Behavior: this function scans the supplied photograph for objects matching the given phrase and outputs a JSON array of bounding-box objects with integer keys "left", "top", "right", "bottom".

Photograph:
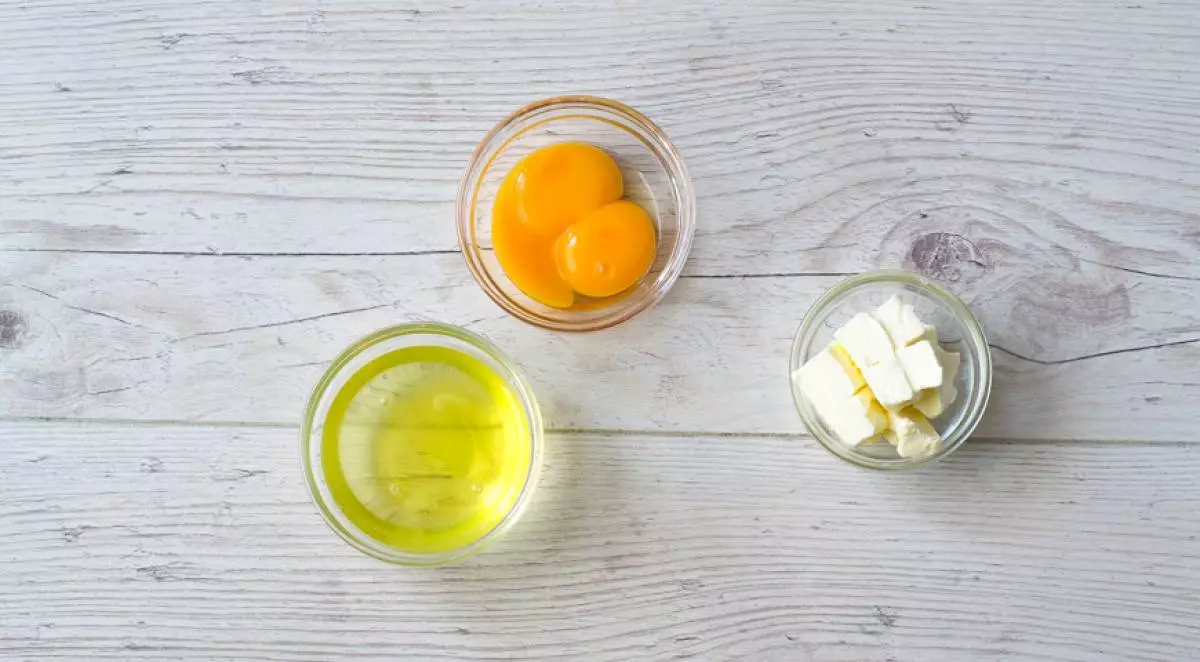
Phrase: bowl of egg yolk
[{"left": 457, "top": 96, "right": 695, "bottom": 331}]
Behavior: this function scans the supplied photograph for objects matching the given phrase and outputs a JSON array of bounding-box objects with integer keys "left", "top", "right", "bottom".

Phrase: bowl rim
[
  {"left": 789, "top": 270, "right": 993, "bottom": 471},
  {"left": 299, "top": 321, "right": 544, "bottom": 565},
  {"left": 456, "top": 95, "right": 696, "bottom": 332}
]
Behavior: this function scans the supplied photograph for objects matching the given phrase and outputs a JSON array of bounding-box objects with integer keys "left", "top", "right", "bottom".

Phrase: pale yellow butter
[
  {"left": 862, "top": 355, "right": 916, "bottom": 410},
  {"left": 834, "top": 312, "right": 895, "bottom": 368},
  {"left": 874, "top": 295, "right": 927, "bottom": 348},
  {"left": 885, "top": 408, "right": 941, "bottom": 458},
  {"left": 897, "top": 340, "right": 944, "bottom": 391}
]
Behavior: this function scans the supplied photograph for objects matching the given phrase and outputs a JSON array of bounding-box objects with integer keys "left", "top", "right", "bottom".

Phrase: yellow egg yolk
[
  {"left": 492, "top": 171, "right": 575, "bottom": 309},
  {"left": 509, "top": 142, "right": 623, "bottom": 237},
  {"left": 491, "top": 142, "right": 656, "bottom": 309},
  {"left": 554, "top": 200, "right": 657, "bottom": 299}
]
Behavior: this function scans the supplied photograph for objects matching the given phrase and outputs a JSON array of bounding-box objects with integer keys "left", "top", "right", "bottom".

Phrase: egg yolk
[
  {"left": 510, "top": 142, "right": 623, "bottom": 237},
  {"left": 491, "top": 142, "right": 656, "bottom": 309},
  {"left": 554, "top": 200, "right": 657, "bottom": 299},
  {"left": 492, "top": 171, "right": 575, "bottom": 309}
]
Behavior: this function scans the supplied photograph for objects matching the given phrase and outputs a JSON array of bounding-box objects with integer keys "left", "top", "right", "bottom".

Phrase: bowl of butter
[{"left": 790, "top": 270, "right": 992, "bottom": 470}]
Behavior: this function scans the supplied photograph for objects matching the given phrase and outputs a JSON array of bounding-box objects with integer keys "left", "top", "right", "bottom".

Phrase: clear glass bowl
[
  {"left": 456, "top": 95, "right": 696, "bottom": 332},
  {"left": 300, "top": 323, "right": 543, "bottom": 565},
  {"left": 790, "top": 271, "right": 992, "bottom": 470}
]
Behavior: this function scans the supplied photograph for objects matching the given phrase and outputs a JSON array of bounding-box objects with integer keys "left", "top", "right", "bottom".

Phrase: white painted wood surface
[
  {"left": 3, "top": 423, "right": 1199, "bottom": 661},
  {"left": 3, "top": 251, "right": 1199, "bottom": 441},
  {"left": 2, "top": 0, "right": 1200, "bottom": 659}
]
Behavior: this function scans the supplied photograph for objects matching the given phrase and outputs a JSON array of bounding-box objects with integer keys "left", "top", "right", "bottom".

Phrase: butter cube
[
  {"left": 909, "top": 346, "right": 961, "bottom": 418},
  {"left": 834, "top": 313, "right": 894, "bottom": 368},
  {"left": 938, "top": 347, "right": 962, "bottom": 384},
  {"left": 885, "top": 408, "right": 941, "bottom": 458},
  {"left": 916, "top": 324, "right": 939, "bottom": 346},
  {"left": 897, "top": 340, "right": 943, "bottom": 390},
  {"left": 912, "top": 385, "right": 955, "bottom": 419},
  {"left": 822, "top": 387, "right": 888, "bottom": 446},
  {"left": 874, "top": 295, "right": 927, "bottom": 348},
  {"left": 795, "top": 343, "right": 864, "bottom": 407},
  {"left": 862, "top": 355, "right": 916, "bottom": 410}
]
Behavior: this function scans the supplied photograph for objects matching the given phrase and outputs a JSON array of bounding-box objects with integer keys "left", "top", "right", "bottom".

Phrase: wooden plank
[
  {"left": 1, "top": 0, "right": 1198, "bottom": 280},
  {"left": 1, "top": 422, "right": 1197, "bottom": 661},
  {"left": 4, "top": 2, "right": 1200, "bottom": 660},
  {"left": 2, "top": 252, "right": 1198, "bottom": 440}
]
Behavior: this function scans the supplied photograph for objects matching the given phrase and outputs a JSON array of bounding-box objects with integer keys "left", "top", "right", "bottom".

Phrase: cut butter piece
[
  {"left": 912, "top": 385, "right": 952, "bottom": 418},
  {"left": 885, "top": 408, "right": 941, "bottom": 458},
  {"left": 874, "top": 295, "right": 927, "bottom": 348},
  {"left": 822, "top": 387, "right": 889, "bottom": 446},
  {"left": 809, "top": 296, "right": 964, "bottom": 454},
  {"left": 862, "top": 355, "right": 916, "bottom": 410},
  {"left": 897, "top": 340, "right": 943, "bottom": 390},
  {"left": 795, "top": 343, "right": 864, "bottom": 406},
  {"left": 911, "top": 349, "right": 962, "bottom": 418},
  {"left": 938, "top": 347, "right": 962, "bottom": 383},
  {"left": 834, "top": 312, "right": 894, "bottom": 368}
]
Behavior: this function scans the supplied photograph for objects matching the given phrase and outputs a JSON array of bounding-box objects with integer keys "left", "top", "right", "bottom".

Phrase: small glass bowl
[
  {"left": 300, "top": 322, "right": 543, "bottom": 565},
  {"left": 790, "top": 271, "right": 992, "bottom": 470},
  {"left": 456, "top": 95, "right": 696, "bottom": 332}
]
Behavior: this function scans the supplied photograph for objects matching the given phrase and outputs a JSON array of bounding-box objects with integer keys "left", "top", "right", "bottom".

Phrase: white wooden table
[{"left": 3, "top": 1, "right": 1199, "bottom": 659}]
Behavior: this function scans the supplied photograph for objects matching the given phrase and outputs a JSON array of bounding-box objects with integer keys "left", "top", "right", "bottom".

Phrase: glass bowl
[
  {"left": 300, "top": 322, "right": 543, "bottom": 565},
  {"left": 790, "top": 271, "right": 992, "bottom": 470},
  {"left": 456, "top": 95, "right": 696, "bottom": 332}
]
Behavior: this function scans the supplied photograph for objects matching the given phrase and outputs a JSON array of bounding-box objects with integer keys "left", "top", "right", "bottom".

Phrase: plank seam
[{"left": 0, "top": 417, "right": 1195, "bottom": 444}]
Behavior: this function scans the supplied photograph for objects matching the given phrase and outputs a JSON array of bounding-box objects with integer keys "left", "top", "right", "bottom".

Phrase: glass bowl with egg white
[{"left": 789, "top": 270, "right": 992, "bottom": 470}]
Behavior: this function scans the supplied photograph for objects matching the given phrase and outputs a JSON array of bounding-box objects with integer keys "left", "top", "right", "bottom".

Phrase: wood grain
[
  {"left": 3, "top": 0, "right": 1198, "bottom": 443},
  {"left": 5, "top": 1, "right": 1200, "bottom": 658},
  {"left": 2, "top": 251, "right": 1198, "bottom": 440},
  {"left": 3, "top": 0, "right": 1199, "bottom": 272},
  {"left": 1, "top": 422, "right": 1198, "bottom": 661}
]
